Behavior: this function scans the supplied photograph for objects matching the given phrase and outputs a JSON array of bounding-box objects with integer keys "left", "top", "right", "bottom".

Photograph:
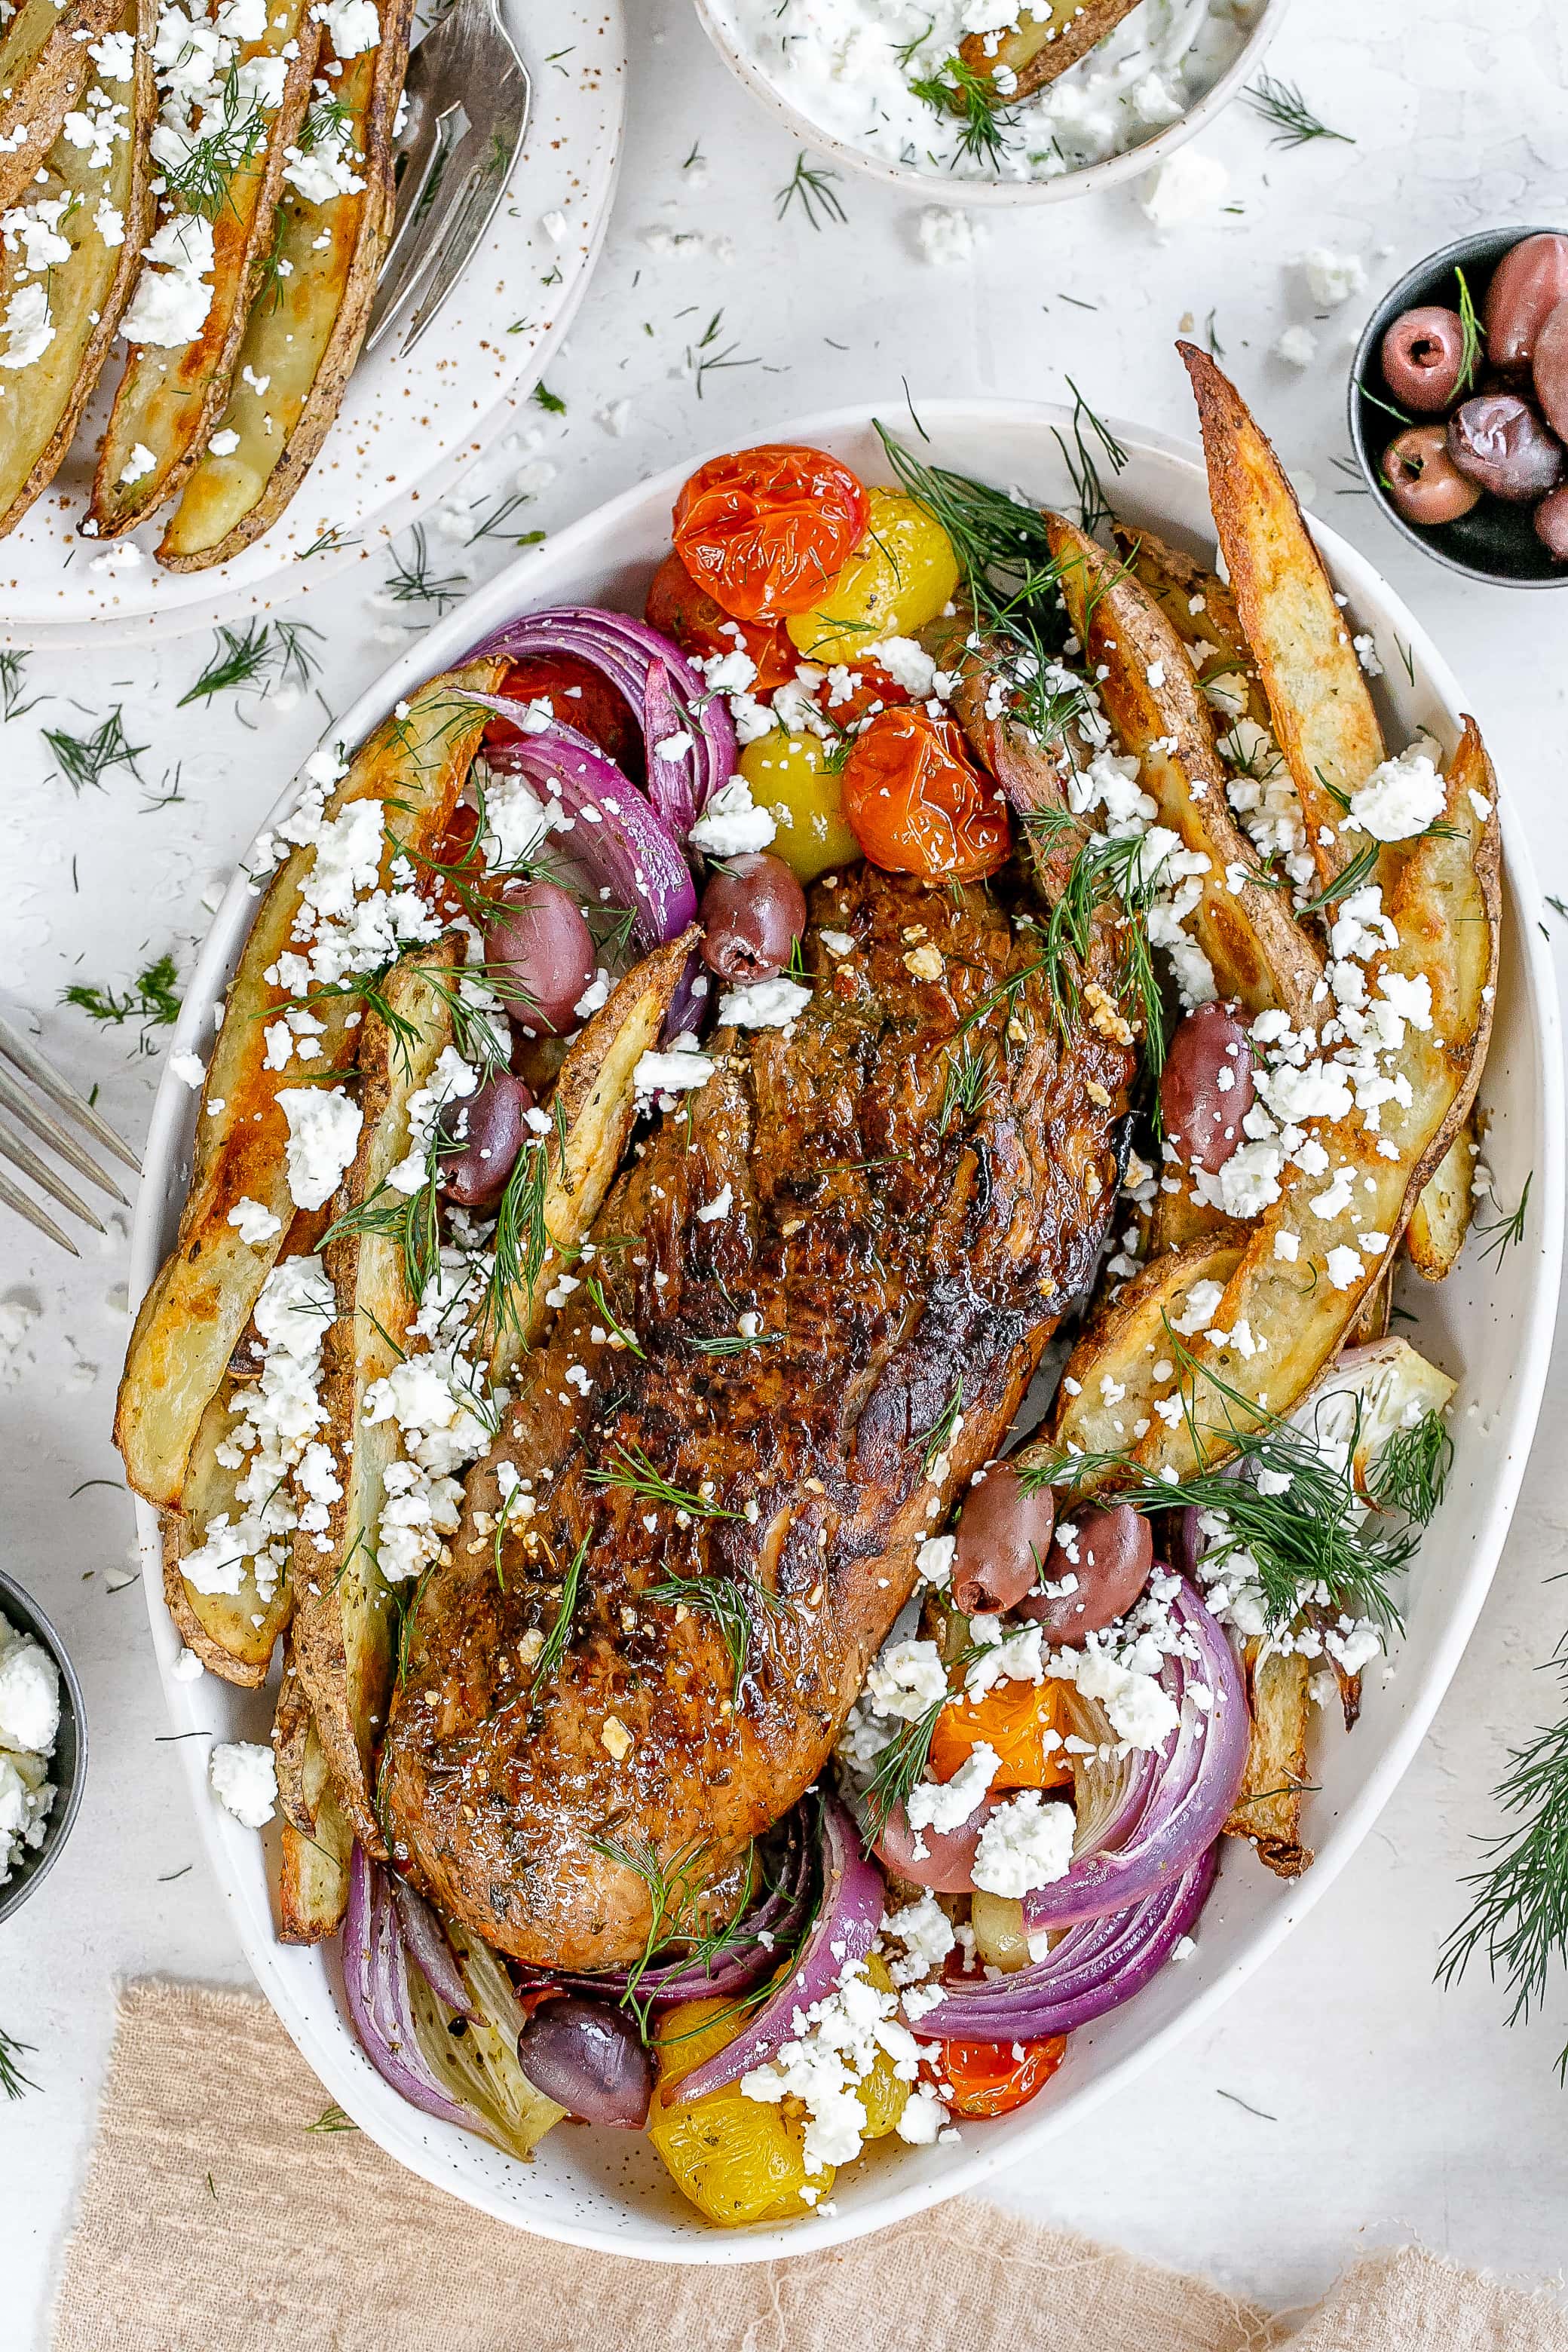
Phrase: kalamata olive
[
  {"left": 1379, "top": 305, "right": 1467, "bottom": 413},
  {"left": 1535, "top": 481, "right": 1568, "bottom": 560},
  {"left": 951, "top": 1462, "right": 1057, "bottom": 1616},
  {"left": 436, "top": 1070, "right": 531, "bottom": 1208},
  {"left": 1159, "top": 1000, "right": 1254, "bottom": 1174},
  {"left": 517, "top": 1995, "right": 654, "bottom": 2127},
  {"left": 1018, "top": 1503, "right": 1153, "bottom": 1644},
  {"left": 873, "top": 1795, "right": 996, "bottom": 1893},
  {"left": 1485, "top": 231, "right": 1568, "bottom": 370},
  {"left": 1447, "top": 394, "right": 1565, "bottom": 503},
  {"left": 484, "top": 879, "right": 597, "bottom": 1036},
  {"left": 1530, "top": 296, "right": 1568, "bottom": 440},
  {"left": 1383, "top": 427, "right": 1484, "bottom": 526},
  {"left": 698, "top": 852, "right": 807, "bottom": 983}
]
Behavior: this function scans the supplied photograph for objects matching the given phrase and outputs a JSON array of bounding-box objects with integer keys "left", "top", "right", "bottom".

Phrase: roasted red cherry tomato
[
  {"left": 921, "top": 2035, "right": 1067, "bottom": 2119},
  {"left": 414, "top": 801, "right": 483, "bottom": 920},
  {"left": 672, "top": 445, "right": 871, "bottom": 623},
  {"left": 813, "top": 660, "right": 911, "bottom": 730},
  {"left": 645, "top": 550, "right": 795, "bottom": 691},
  {"left": 485, "top": 654, "right": 643, "bottom": 773},
  {"left": 839, "top": 706, "right": 1011, "bottom": 880}
]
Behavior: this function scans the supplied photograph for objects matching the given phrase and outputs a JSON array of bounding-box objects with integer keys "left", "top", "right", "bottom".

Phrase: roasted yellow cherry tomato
[
  {"left": 786, "top": 490, "right": 960, "bottom": 666},
  {"left": 648, "top": 1998, "right": 834, "bottom": 2226},
  {"left": 854, "top": 1955, "right": 911, "bottom": 2141},
  {"left": 739, "top": 729, "right": 861, "bottom": 884}
]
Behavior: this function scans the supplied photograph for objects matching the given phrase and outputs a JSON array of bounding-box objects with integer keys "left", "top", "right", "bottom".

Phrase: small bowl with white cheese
[
  {"left": 692, "top": 0, "right": 1289, "bottom": 204},
  {"left": 0, "top": 1571, "right": 87, "bottom": 1926}
]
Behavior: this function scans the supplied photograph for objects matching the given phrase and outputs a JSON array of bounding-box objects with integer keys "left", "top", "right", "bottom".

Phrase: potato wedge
[
  {"left": 480, "top": 930, "right": 697, "bottom": 1386},
  {"left": 274, "top": 1646, "right": 353, "bottom": 1940},
  {"left": 1112, "top": 521, "right": 1271, "bottom": 737},
  {"left": 1225, "top": 1646, "right": 1312, "bottom": 1877},
  {"left": 1093, "top": 724, "right": 1499, "bottom": 1487},
  {"left": 90, "top": 0, "right": 320, "bottom": 534},
  {"left": 0, "top": 0, "right": 152, "bottom": 531},
  {"left": 1178, "top": 343, "right": 1387, "bottom": 900},
  {"left": 0, "top": 0, "right": 123, "bottom": 213},
  {"left": 1406, "top": 1119, "right": 1476, "bottom": 1281},
  {"left": 957, "top": 0, "right": 1141, "bottom": 103},
  {"left": 1052, "top": 1239, "right": 1242, "bottom": 1462},
  {"left": 115, "top": 661, "right": 503, "bottom": 1511},
  {"left": 290, "top": 942, "right": 460, "bottom": 1856},
  {"left": 161, "top": 1382, "right": 295, "bottom": 1686},
  {"left": 1046, "top": 510, "right": 1325, "bottom": 1032},
  {"left": 160, "top": 0, "right": 412, "bottom": 567}
]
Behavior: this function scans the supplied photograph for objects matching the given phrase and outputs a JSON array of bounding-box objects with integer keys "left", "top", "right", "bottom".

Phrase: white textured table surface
[{"left": 5, "top": 0, "right": 1568, "bottom": 2339}]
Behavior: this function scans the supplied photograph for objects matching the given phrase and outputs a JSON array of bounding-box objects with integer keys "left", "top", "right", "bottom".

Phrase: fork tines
[{"left": 0, "top": 1012, "right": 139, "bottom": 1257}]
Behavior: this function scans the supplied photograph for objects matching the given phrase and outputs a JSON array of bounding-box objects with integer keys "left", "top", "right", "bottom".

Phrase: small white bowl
[{"left": 691, "top": 0, "right": 1291, "bottom": 204}]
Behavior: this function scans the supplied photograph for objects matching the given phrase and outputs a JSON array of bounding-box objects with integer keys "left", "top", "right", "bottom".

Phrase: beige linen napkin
[{"left": 51, "top": 1983, "right": 1568, "bottom": 2352}]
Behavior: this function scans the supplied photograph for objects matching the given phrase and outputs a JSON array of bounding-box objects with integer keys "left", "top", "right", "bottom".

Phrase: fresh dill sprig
[
  {"left": 1368, "top": 1408, "right": 1453, "bottom": 1521},
  {"left": 531, "top": 1531, "right": 589, "bottom": 1683},
  {"left": 162, "top": 74, "right": 268, "bottom": 219},
  {"left": 684, "top": 1326, "right": 783, "bottom": 1358},
  {"left": 0, "top": 649, "right": 39, "bottom": 721},
  {"left": 644, "top": 1566, "right": 785, "bottom": 1686},
  {"left": 583, "top": 1831, "right": 724, "bottom": 2032},
  {"left": 1454, "top": 265, "right": 1483, "bottom": 395},
  {"left": 1242, "top": 72, "right": 1353, "bottom": 150},
  {"left": 1021, "top": 813, "right": 1165, "bottom": 1069},
  {"left": 938, "top": 1037, "right": 997, "bottom": 1133},
  {"left": 179, "top": 618, "right": 273, "bottom": 706},
  {"left": 466, "top": 490, "right": 546, "bottom": 547},
  {"left": 42, "top": 707, "right": 147, "bottom": 793},
  {"left": 275, "top": 620, "right": 324, "bottom": 691},
  {"left": 908, "top": 53, "right": 1015, "bottom": 170},
  {"left": 584, "top": 1269, "right": 644, "bottom": 1358},
  {"left": 305, "top": 2102, "right": 358, "bottom": 2132},
  {"left": 63, "top": 951, "right": 182, "bottom": 1028},
  {"left": 862, "top": 1695, "right": 946, "bottom": 1836},
  {"left": 1296, "top": 840, "right": 1380, "bottom": 916},
  {"left": 1052, "top": 375, "right": 1129, "bottom": 538},
  {"left": 476, "top": 1132, "right": 550, "bottom": 1342},
  {"left": 1476, "top": 1171, "right": 1532, "bottom": 1268},
  {"left": 775, "top": 152, "right": 847, "bottom": 229},
  {"left": 384, "top": 524, "right": 467, "bottom": 610},
  {"left": 686, "top": 307, "right": 760, "bottom": 399},
  {"left": 913, "top": 1375, "right": 963, "bottom": 1475},
  {"left": 0, "top": 2023, "right": 38, "bottom": 2099},
  {"left": 586, "top": 1443, "right": 743, "bottom": 1521},
  {"left": 532, "top": 381, "right": 566, "bottom": 415}
]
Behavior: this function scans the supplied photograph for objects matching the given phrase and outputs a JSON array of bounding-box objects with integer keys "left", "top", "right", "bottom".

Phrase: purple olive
[
  {"left": 484, "top": 879, "right": 597, "bottom": 1036},
  {"left": 951, "top": 1463, "right": 1057, "bottom": 1617},
  {"left": 698, "top": 852, "right": 807, "bottom": 984},
  {"left": 1018, "top": 1503, "right": 1153, "bottom": 1644},
  {"left": 1485, "top": 231, "right": 1568, "bottom": 370},
  {"left": 1530, "top": 296, "right": 1568, "bottom": 441},
  {"left": 518, "top": 1995, "right": 654, "bottom": 2127},
  {"left": 436, "top": 1070, "right": 532, "bottom": 1208},
  {"left": 1380, "top": 305, "right": 1467, "bottom": 414},
  {"left": 1535, "top": 482, "right": 1568, "bottom": 560},
  {"left": 1383, "top": 427, "right": 1484, "bottom": 525},
  {"left": 874, "top": 1796, "right": 996, "bottom": 1893},
  {"left": 1159, "top": 1000, "right": 1254, "bottom": 1174},
  {"left": 1447, "top": 394, "right": 1565, "bottom": 503}
]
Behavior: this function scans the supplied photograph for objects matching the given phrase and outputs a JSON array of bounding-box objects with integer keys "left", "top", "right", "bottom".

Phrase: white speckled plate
[
  {"left": 0, "top": 0, "right": 625, "bottom": 645},
  {"left": 130, "top": 401, "right": 1562, "bottom": 2259}
]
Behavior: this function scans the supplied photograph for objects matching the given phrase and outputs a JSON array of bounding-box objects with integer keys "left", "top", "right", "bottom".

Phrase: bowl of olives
[{"left": 1349, "top": 225, "right": 1568, "bottom": 586}]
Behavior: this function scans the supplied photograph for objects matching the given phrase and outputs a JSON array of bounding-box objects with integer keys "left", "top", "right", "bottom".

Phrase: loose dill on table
[
  {"left": 63, "top": 951, "right": 182, "bottom": 1028},
  {"left": 775, "top": 151, "right": 847, "bottom": 229},
  {"left": 1242, "top": 72, "right": 1353, "bottom": 150},
  {"left": 0, "top": 2023, "right": 38, "bottom": 2100},
  {"left": 42, "top": 706, "right": 147, "bottom": 793}
]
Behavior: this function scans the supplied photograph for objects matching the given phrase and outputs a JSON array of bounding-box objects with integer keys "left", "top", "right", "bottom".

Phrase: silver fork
[
  {"left": 0, "top": 1015, "right": 139, "bottom": 1257},
  {"left": 366, "top": 0, "right": 531, "bottom": 360}
]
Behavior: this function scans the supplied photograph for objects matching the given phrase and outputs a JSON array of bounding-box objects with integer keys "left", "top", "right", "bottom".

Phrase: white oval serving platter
[
  {"left": 0, "top": 0, "right": 625, "bottom": 647},
  {"left": 129, "top": 397, "right": 1563, "bottom": 2262}
]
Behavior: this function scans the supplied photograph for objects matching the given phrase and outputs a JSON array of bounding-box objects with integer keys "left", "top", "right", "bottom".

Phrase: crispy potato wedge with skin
[
  {"left": 291, "top": 941, "right": 460, "bottom": 1857},
  {"left": 1084, "top": 724, "right": 1499, "bottom": 1490},
  {"left": 1406, "top": 1119, "right": 1476, "bottom": 1281},
  {"left": 1046, "top": 511, "right": 1325, "bottom": 1034},
  {"left": 277, "top": 1729, "right": 353, "bottom": 1940},
  {"left": 1112, "top": 523, "right": 1270, "bottom": 738},
  {"left": 0, "top": 0, "right": 153, "bottom": 532},
  {"left": 115, "top": 662, "right": 503, "bottom": 1512},
  {"left": 0, "top": 0, "right": 122, "bottom": 212},
  {"left": 1224, "top": 1645, "right": 1312, "bottom": 1877},
  {"left": 480, "top": 929, "right": 699, "bottom": 1387},
  {"left": 272, "top": 1640, "right": 314, "bottom": 1831},
  {"left": 957, "top": 0, "right": 1141, "bottom": 103},
  {"left": 1178, "top": 343, "right": 1387, "bottom": 901},
  {"left": 160, "top": 0, "right": 412, "bottom": 567},
  {"left": 90, "top": 4, "right": 321, "bottom": 535},
  {"left": 1052, "top": 1241, "right": 1242, "bottom": 1462},
  {"left": 161, "top": 1382, "right": 295, "bottom": 1684}
]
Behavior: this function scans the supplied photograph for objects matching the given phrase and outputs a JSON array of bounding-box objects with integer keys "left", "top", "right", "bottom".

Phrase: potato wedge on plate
[
  {"left": 274, "top": 1645, "right": 354, "bottom": 1940},
  {"left": 957, "top": 0, "right": 1141, "bottom": 103},
  {"left": 0, "top": 0, "right": 124, "bottom": 213},
  {"left": 161, "top": 1381, "right": 295, "bottom": 1685},
  {"left": 1225, "top": 1646, "right": 1313, "bottom": 1877},
  {"left": 1052, "top": 1239, "right": 1242, "bottom": 1462},
  {"left": 160, "top": 2, "right": 413, "bottom": 568},
  {"left": 1111, "top": 522, "right": 1269, "bottom": 740},
  {"left": 115, "top": 662, "right": 502, "bottom": 1513},
  {"left": 1406, "top": 1120, "right": 1477, "bottom": 1280},
  {"left": 90, "top": 1, "right": 320, "bottom": 534},
  {"left": 0, "top": 0, "right": 152, "bottom": 532}
]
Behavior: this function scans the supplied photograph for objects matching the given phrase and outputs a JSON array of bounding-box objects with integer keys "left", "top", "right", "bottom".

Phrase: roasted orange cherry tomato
[
  {"left": 921, "top": 2035, "right": 1067, "bottom": 2120},
  {"left": 839, "top": 706, "right": 1011, "bottom": 880},
  {"left": 813, "top": 660, "right": 910, "bottom": 730},
  {"left": 672, "top": 445, "right": 871, "bottom": 623},
  {"left": 645, "top": 550, "right": 795, "bottom": 692},
  {"left": 928, "top": 1680, "right": 1073, "bottom": 1793},
  {"left": 485, "top": 654, "right": 643, "bottom": 773},
  {"left": 414, "top": 801, "right": 483, "bottom": 920}
]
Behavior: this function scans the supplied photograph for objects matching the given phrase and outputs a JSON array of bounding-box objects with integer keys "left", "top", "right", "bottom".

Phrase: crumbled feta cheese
[
  {"left": 1274, "top": 323, "right": 1317, "bottom": 368},
  {"left": 170, "top": 1049, "right": 205, "bottom": 1089},
  {"left": 1346, "top": 740, "right": 1444, "bottom": 843},
  {"left": 688, "top": 774, "right": 776, "bottom": 856},
  {"left": 226, "top": 1196, "right": 283, "bottom": 1245},
  {"left": 865, "top": 1637, "right": 948, "bottom": 1721},
  {"left": 277, "top": 1085, "right": 362, "bottom": 1210},
  {"left": 717, "top": 976, "right": 811, "bottom": 1031},
  {"left": 1141, "top": 148, "right": 1228, "bottom": 231},
  {"left": 972, "top": 1790, "right": 1076, "bottom": 1895},
  {"left": 1300, "top": 247, "right": 1367, "bottom": 308},
  {"left": 210, "top": 1739, "right": 277, "bottom": 1828}
]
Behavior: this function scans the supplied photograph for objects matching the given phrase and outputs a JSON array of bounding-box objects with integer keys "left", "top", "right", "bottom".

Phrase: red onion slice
[
  {"left": 666, "top": 1796, "right": 885, "bottom": 2106},
  {"left": 392, "top": 1876, "right": 478, "bottom": 2020},
  {"left": 479, "top": 704, "right": 698, "bottom": 947},
  {"left": 344, "top": 1845, "right": 470, "bottom": 2126},
  {"left": 642, "top": 657, "right": 699, "bottom": 838}
]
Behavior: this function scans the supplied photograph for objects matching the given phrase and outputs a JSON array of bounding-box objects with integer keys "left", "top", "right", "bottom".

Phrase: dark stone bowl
[{"left": 0, "top": 1566, "right": 87, "bottom": 1926}]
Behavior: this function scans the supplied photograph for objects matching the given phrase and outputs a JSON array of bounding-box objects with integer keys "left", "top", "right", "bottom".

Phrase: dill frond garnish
[
  {"left": 644, "top": 1566, "right": 786, "bottom": 1686},
  {"left": 913, "top": 1375, "right": 963, "bottom": 1475},
  {"left": 1242, "top": 72, "right": 1353, "bottom": 150},
  {"left": 530, "top": 1531, "right": 589, "bottom": 1683},
  {"left": 1477, "top": 1171, "right": 1532, "bottom": 1269},
  {"left": 43, "top": 707, "right": 147, "bottom": 793},
  {"left": 1295, "top": 840, "right": 1380, "bottom": 915},
  {"left": 179, "top": 618, "right": 273, "bottom": 706},
  {"left": 583, "top": 1270, "right": 644, "bottom": 1358},
  {"left": 1367, "top": 1408, "right": 1453, "bottom": 1521},
  {"left": 532, "top": 381, "right": 566, "bottom": 414},
  {"left": 162, "top": 75, "right": 268, "bottom": 219},
  {"left": 1051, "top": 376, "right": 1129, "bottom": 537},
  {"left": 686, "top": 307, "right": 760, "bottom": 399},
  {"left": 385, "top": 524, "right": 467, "bottom": 610},
  {"left": 305, "top": 2102, "right": 358, "bottom": 2132},
  {"left": 862, "top": 1695, "right": 946, "bottom": 1836},
  {"left": 0, "top": 649, "right": 39, "bottom": 721},
  {"left": 938, "top": 1037, "right": 997, "bottom": 1132},
  {"left": 63, "top": 951, "right": 182, "bottom": 1028},
  {"left": 908, "top": 53, "right": 1015, "bottom": 170},
  {"left": 1018, "top": 813, "right": 1166, "bottom": 1068},
  {"left": 1454, "top": 265, "right": 1483, "bottom": 394},
  {"left": 0, "top": 2023, "right": 38, "bottom": 2099},
  {"left": 684, "top": 1327, "right": 783, "bottom": 1358},
  {"left": 586, "top": 1443, "right": 743, "bottom": 1521},
  {"left": 775, "top": 151, "right": 847, "bottom": 229}
]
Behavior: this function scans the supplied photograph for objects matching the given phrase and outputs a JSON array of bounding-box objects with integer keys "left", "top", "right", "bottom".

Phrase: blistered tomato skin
[
  {"left": 920, "top": 2035, "right": 1066, "bottom": 2119},
  {"left": 813, "top": 660, "right": 911, "bottom": 730},
  {"left": 785, "top": 489, "right": 960, "bottom": 666},
  {"left": 1379, "top": 306, "right": 1467, "bottom": 413},
  {"left": 644, "top": 550, "right": 795, "bottom": 691},
  {"left": 840, "top": 705, "right": 1011, "bottom": 881},
  {"left": 737, "top": 730, "right": 861, "bottom": 884},
  {"left": 1486, "top": 232, "right": 1568, "bottom": 369},
  {"left": 648, "top": 1998, "right": 834, "bottom": 2225},
  {"left": 699, "top": 852, "right": 807, "bottom": 982},
  {"left": 1447, "top": 394, "right": 1565, "bottom": 502},
  {"left": 1160, "top": 1000, "right": 1254, "bottom": 1172},
  {"left": 486, "top": 654, "right": 642, "bottom": 773},
  {"left": 672, "top": 445, "right": 870, "bottom": 623},
  {"left": 1383, "top": 427, "right": 1484, "bottom": 525}
]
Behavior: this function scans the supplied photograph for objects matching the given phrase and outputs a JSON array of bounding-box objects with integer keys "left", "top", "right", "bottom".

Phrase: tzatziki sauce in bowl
[{"left": 693, "top": 0, "right": 1288, "bottom": 201}]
